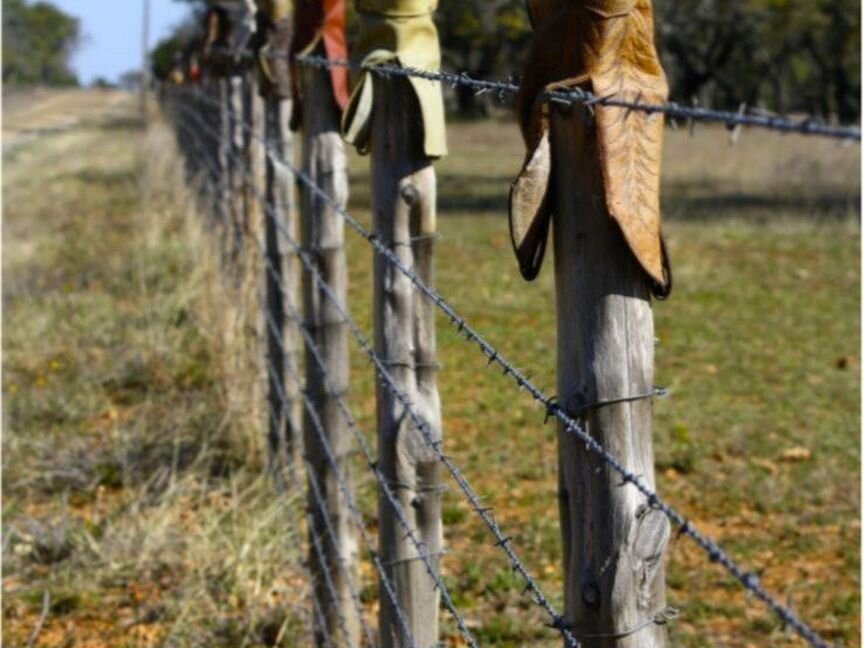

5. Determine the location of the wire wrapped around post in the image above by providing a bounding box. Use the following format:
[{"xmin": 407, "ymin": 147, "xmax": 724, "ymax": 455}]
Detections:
[
  {"xmin": 342, "ymin": 2, "xmax": 446, "ymax": 647},
  {"xmin": 251, "ymin": 0, "xmax": 302, "ymax": 478},
  {"xmin": 511, "ymin": 2, "xmax": 671, "ymax": 644},
  {"xmin": 293, "ymin": 0, "xmax": 361, "ymax": 645}
]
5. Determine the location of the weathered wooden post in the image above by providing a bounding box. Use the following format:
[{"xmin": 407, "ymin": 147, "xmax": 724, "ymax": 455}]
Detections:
[
  {"xmin": 293, "ymin": 1, "xmax": 359, "ymax": 643},
  {"xmin": 254, "ymin": 0, "xmax": 302, "ymax": 473},
  {"xmin": 246, "ymin": 76, "xmax": 267, "ymax": 240},
  {"xmin": 343, "ymin": 1, "xmax": 448, "ymax": 645},
  {"xmin": 223, "ymin": 69, "xmax": 244, "ymax": 259},
  {"xmin": 217, "ymin": 76, "xmax": 233, "ymax": 227},
  {"xmin": 509, "ymin": 1, "xmax": 672, "ymax": 645}
]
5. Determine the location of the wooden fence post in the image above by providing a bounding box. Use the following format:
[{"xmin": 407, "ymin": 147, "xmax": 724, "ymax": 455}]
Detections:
[
  {"xmin": 371, "ymin": 74, "xmax": 443, "ymax": 648},
  {"xmin": 550, "ymin": 106, "xmax": 670, "ymax": 647},
  {"xmin": 263, "ymin": 91, "xmax": 301, "ymax": 473},
  {"xmin": 241, "ymin": 74, "xmax": 266, "ymax": 247},
  {"xmin": 298, "ymin": 52, "xmax": 360, "ymax": 648},
  {"xmin": 217, "ymin": 77, "xmax": 232, "ymax": 228},
  {"xmin": 227, "ymin": 73, "xmax": 246, "ymax": 263}
]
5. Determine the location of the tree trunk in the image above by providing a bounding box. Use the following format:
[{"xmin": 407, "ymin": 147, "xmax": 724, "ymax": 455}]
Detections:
[{"xmin": 551, "ymin": 104, "xmax": 670, "ymax": 648}]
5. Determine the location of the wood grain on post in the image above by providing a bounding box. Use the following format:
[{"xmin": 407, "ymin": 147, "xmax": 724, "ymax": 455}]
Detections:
[
  {"xmin": 371, "ymin": 75, "xmax": 443, "ymax": 648},
  {"xmin": 551, "ymin": 105, "xmax": 669, "ymax": 648},
  {"xmin": 299, "ymin": 56, "xmax": 360, "ymax": 647}
]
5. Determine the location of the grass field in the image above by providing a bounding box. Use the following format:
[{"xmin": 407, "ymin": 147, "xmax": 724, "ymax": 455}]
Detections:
[{"xmin": 3, "ymin": 91, "xmax": 860, "ymax": 647}]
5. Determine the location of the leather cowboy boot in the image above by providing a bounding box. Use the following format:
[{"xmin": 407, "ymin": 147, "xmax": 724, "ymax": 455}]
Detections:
[
  {"xmin": 509, "ymin": 0, "xmax": 671, "ymax": 297},
  {"xmin": 201, "ymin": 7, "xmax": 233, "ymax": 78},
  {"xmin": 290, "ymin": 0, "xmax": 350, "ymax": 131},
  {"xmin": 341, "ymin": 0, "xmax": 447, "ymax": 158},
  {"xmin": 202, "ymin": 0, "xmax": 257, "ymax": 76},
  {"xmin": 254, "ymin": 0, "xmax": 292, "ymax": 99}
]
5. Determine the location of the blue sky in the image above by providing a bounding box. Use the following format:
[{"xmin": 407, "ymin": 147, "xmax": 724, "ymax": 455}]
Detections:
[{"xmin": 51, "ymin": 0, "xmax": 194, "ymax": 84}]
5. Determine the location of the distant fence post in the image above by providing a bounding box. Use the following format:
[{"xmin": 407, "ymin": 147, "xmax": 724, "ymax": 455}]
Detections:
[
  {"xmin": 262, "ymin": 86, "xmax": 300, "ymax": 472},
  {"xmin": 227, "ymin": 73, "xmax": 246, "ymax": 263},
  {"xmin": 367, "ymin": 72, "xmax": 443, "ymax": 648},
  {"xmin": 298, "ymin": 47, "xmax": 360, "ymax": 648},
  {"xmin": 248, "ymin": 76, "xmax": 267, "ymax": 244},
  {"xmin": 217, "ymin": 77, "xmax": 232, "ymax": 228}
]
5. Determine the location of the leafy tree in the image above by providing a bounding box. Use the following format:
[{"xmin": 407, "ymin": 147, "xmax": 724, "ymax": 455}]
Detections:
[
  {"xmin": 3, "ymin": 0, "xmax": 81, "ymax": 86},
  {"xmin": 435, "ymin": 0, "xmax": 531, "ymax": 115},
  {"xmin": 655, "ymin": 0, "xmax": 860, "ymax": 122},
  {"xmin": 155, "ymin": 0, "xmax": 859, "ymax": 122}
]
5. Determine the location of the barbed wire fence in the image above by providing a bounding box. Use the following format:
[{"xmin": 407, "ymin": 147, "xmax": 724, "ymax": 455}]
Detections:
[{"xmin": 156, "ymin": 47, "xmax": 859, "ymax": 648}]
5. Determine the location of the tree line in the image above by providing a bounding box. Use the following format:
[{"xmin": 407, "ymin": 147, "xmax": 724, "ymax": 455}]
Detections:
[
  {"xmin": 2, "ymin": 0, "xmax": 81, "ymax": 86},
  {"xmin": 157, "ymin": 0, "xmax": 859, "ymax": 123}
]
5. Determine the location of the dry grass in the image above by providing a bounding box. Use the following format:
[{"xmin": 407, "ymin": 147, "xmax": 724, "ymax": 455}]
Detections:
[
  {"xmin": 3, "ymin": 98, "xmax": 308, "ymax": 647},
  {"xmin": 2, "ymin": 94, "xmax": 860, "ymax": 648}
]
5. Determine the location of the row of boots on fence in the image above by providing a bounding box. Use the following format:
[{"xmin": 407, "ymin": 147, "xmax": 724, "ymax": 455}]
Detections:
[{"xmin": 168, "ymin": 1, "xmax": 676, "ymax": 647}]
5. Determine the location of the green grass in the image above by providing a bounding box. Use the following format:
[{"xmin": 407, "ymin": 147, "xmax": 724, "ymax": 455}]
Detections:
[
  {"xmin": 2, "ymin": 98, "xmax": 859, "ymax": 648},
  {"xmin": 340, "ymin": 121, "xmax": 860, "ymax": 646}
]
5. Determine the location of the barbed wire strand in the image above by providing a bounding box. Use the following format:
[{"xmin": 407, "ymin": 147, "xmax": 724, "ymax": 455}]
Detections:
[
  {"xmin": 264, "ymin": 310, "xmax": 421, "ymax": 648},
  {"xmin": 171, "ymin": 99, "xmax": 483, "ymax": 647},
  {"xmin": 173, "ymin": 86, "xmax": 835, "ymax": 648},
  {"xmin": 170, "ymin": 104, "xmax": 375, "ymax": 646},
  {"xmin": 250, "ymin": 151, "xmax": 481, "ymax": 648},
  {"xmin": 294, "ymin": 53, "xmax": 861, "ymax": 142},
  {"xmin": 176, "ymin": 109, "xmax": 404, "ymax": 648},
  {"xmin": 174, "ymin": 106, "xmax": 418, "ymax": 648},
  {"xmin": 176, "ymin": 86, "xmax": 586, "ymax": 646},
  {"xmin": 170, "ymin": 102, "xmax": 343, "ymax": 648}
]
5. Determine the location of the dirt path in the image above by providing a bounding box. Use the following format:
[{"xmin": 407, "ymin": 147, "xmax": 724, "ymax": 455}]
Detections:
[{"xmin": 3, "ymin": 88, "xmax": 133, "ymax": 152}]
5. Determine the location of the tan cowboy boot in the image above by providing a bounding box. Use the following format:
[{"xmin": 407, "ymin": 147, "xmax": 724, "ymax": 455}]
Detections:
[
  {"xmin": 341, "ymin": 0, "xmax": 447, "ymax": 157},
  {"xmin": 510, "ymin": 0, "xmax": 671, "ymax": 296},
  {"xmin": 255, "ymin": 0, "xmax": 292, "ymax": 98}
]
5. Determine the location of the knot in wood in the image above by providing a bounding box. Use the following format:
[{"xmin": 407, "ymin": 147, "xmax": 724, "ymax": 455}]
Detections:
[
  {"xmin": 400, "ymin": 183, "xmax": 421, "ymax": 207},
  {"xmin": 581, "ymin": 582, "xmax": 601, "ymax": 609}
]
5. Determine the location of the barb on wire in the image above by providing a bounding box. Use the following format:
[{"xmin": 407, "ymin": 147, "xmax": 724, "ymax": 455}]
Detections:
[
  {"xmin": 168, "ymin": 101, "xmax": 334, "ymax": 648},
  {"xmin": 174, "ymin": 101, "xmax": 480, "ymax": 647},
  {"xmin": 173, "ymin": 88, "xmax": 578, "ymax": 648},
  {"xmin": 296, "ymin": 53, "xmax": 861, "ymax": 142},
  {"xmin": 171, "ymin": 86, "xmax": 836, "ymax": 648}
]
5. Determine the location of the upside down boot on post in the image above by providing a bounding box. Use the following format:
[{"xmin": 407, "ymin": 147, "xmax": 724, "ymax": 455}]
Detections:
[
  {"xmin": 510, "ymin": 2, "xmax": 674, "ymax": 645},
  {"xmin": 290, "ymin": 0, "xmax": 350, "ymax": 131},
  {"xmin": 509, "ymin": 0, "xmax": 672, "ymax": 297}
]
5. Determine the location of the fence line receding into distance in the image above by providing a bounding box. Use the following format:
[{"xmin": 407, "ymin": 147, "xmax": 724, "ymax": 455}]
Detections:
[{"xmin": 159, "ymin": 43, "xmax": 855, "ymax": 648}]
